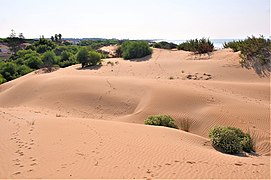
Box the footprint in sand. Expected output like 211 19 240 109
13 171 21 175
186 161 196 164
30 163 37 166
234 162 243 166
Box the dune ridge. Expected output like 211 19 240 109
0 49 270 179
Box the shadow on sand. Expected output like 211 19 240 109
241 60 270 77
213 145 259 158
126 54 152 62
76 64 102 71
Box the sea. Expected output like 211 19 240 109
156 39 242 49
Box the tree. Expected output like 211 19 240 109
33 37 56 53
42 51 56 71
54 34 58 42
77 47 89 68
10 29 16 38
58 34 62 43
7 29 24 54
18 33 25 39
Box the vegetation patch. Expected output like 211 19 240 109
120 41 152 60
224 36 270 75
177 38 214 54
144 115 178 129
79 39 120 50
152 41 177 49
180 118 190 132
209 126 254 154
76 47 101 68
0 30 81 83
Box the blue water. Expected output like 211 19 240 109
156 39 242 49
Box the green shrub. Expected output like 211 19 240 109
177 38 214 54
77 47 101 68
0 62 34 82
152 41 177 49
224 36 271 66
25 56 43 69
144 115 178 129
77 47 89 68
32 37 56 53
79 39 120 50
239 36 270 65
223 40 243 52
0 74 6 84
17 65 32 76
209 126 254 154
88 51 101 66
121 41 152 60
241 133 254 152
0 62 19 81
42 51 57 71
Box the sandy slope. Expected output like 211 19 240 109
0 48 270 179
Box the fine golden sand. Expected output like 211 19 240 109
0 48 270 179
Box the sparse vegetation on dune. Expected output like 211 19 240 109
120 41 152 60
79 39 120 50
144 115 178 129
151 41 177 49
209 126 254 154
224 36 270 75
177 38 214 54
77 47 101 68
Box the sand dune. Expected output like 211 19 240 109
0 48 270 179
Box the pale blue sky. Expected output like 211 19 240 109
0 0 270 39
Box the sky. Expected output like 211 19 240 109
0 0 270 39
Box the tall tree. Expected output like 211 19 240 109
18 33 25 39
10 29 16 38
58 34 62 42
54 34 58 42
7 29 23 54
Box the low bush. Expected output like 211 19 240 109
177 38 214 54
224 36 271 67
223 40 243 52
76 47 101 68
79 39 120 50
0 62 19 81
144 115 178 129
209 126 254 154
0 74 6 84
42 51 57 71
121 41 152 60
152 41 177 49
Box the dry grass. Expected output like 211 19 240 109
180 118 190 132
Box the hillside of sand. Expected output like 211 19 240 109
0 48 270 179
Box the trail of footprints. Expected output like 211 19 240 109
55 121 105 174
0 110 38 176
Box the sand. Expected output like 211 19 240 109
0 48 270 179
